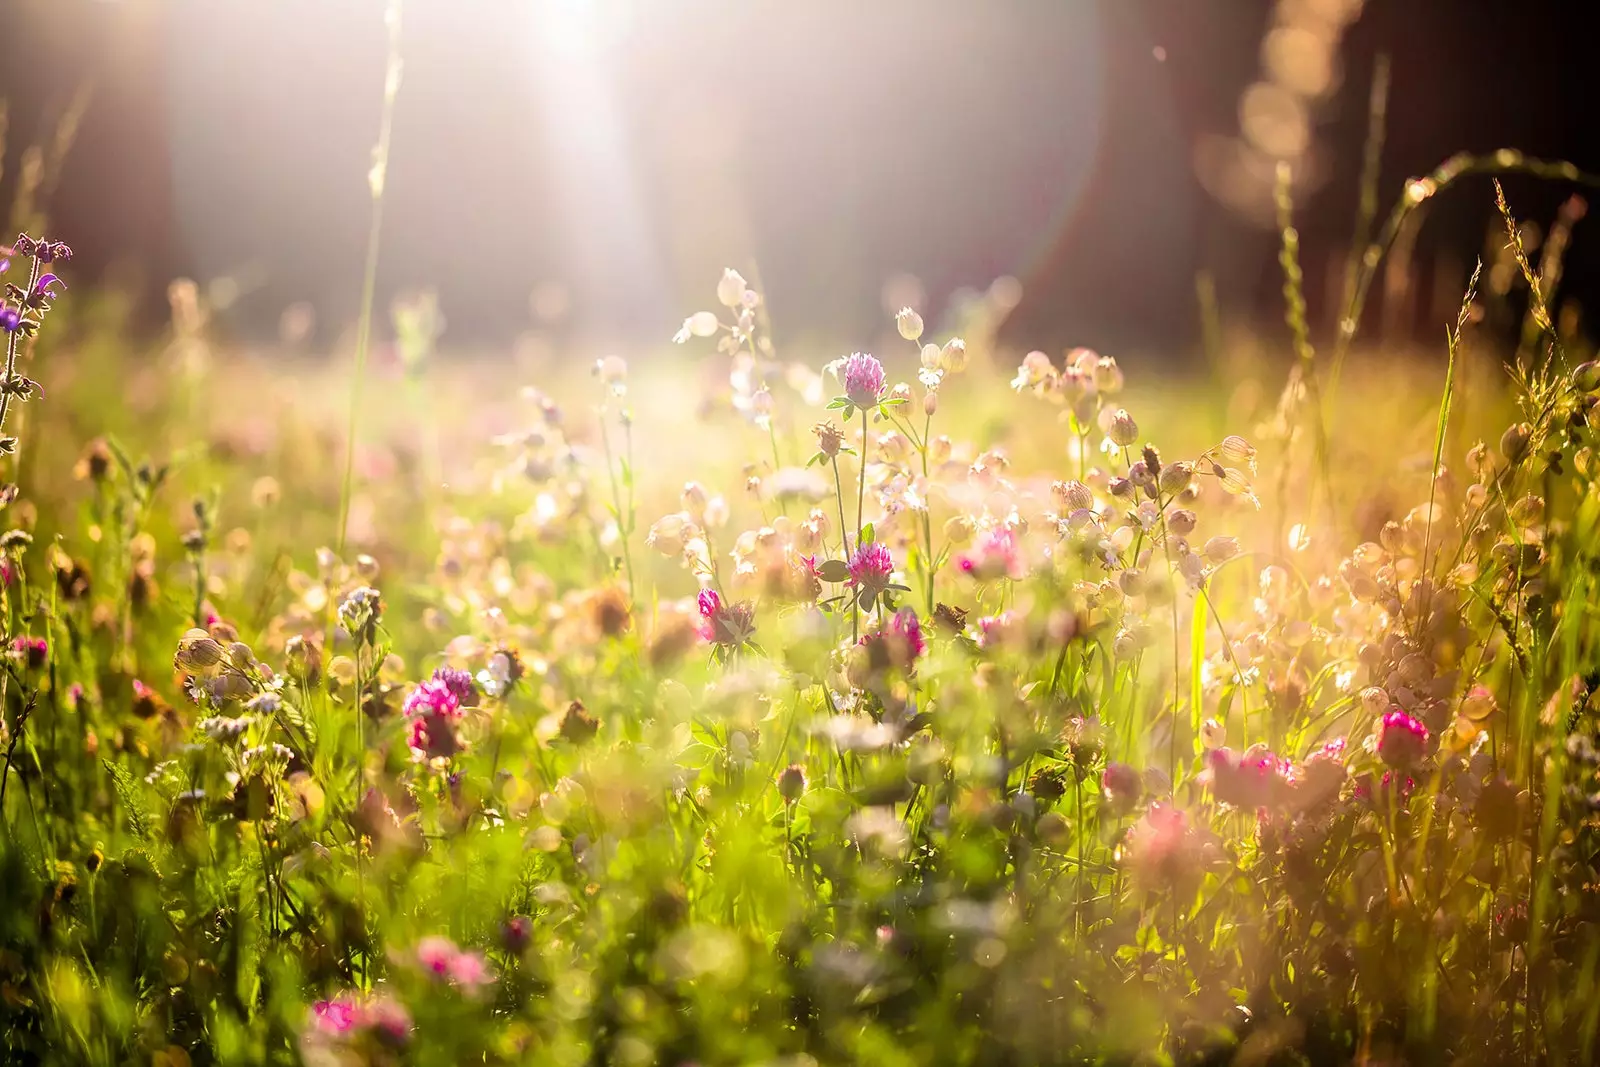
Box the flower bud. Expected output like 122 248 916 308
1167 509 1196 536
1158 461 1194 497
1219 435 1257 474
174 629 227 673
1203 535 1239 564
938 338 968 373
1576 361 1600 392
717 268 748 308
1108 409 1138 447
896 307 924 341
1500 422 1532 464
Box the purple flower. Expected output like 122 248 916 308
889 607 925 660
841 352 886 409
404 678 463 722
698 587 757 648
34 273 65 300
1377 709 1429 767
847 541 894 594
429 666 477 706
0 307 21 333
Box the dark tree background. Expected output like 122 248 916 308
2 0 1596 355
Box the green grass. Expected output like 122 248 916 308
9 96 1600 1067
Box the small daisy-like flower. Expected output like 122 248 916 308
847 541 894 594
841 352 886 410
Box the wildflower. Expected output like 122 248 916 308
476 647 523 699
1207 745 1290 810
697 588 757 651
337 586 383 643
841 352 886 410
1029 765 1070 805
895 306 924 341
957 526 1021 581
1101 762 1142 814
812 421 845 459
174 628 227 673
311 997 361 1036
1218 435 1257 475
938 337 968 373
1377 709 1429 767
502 915 534 954
777 763 808 803
1122 803 1203 892
1203 535 1240 564
10 635 46 669
673 310 719 343
847 541 894 595
1107 409 1139 447
33 274 65 302
558 700 599 744
404 674 466 761
0 307 20 333
716 268 748 308
430 666 477 706
593 355 628 397
857 607 926 673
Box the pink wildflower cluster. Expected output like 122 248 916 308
415 935 495 990
1206 738 1347 815
957 526 1023 581
1122 802 1207 892
403 668 472 761
300 992 411 1065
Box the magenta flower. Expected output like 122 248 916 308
404 677 464 721
957 527 1022 581
841 352 886 409
311 997 361 1035
404 675 467 761
1122 802 1203 892
429 666 477 706
856 607 926 670
446 950 495 989
847 541 894 594
697 587 757 650
1207 745 1291 810
889 607 925 661
417 936 457 978
1377 709 1429 767
34 273 65 300
10 635 46 669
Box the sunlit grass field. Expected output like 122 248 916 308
8 40 1600 1062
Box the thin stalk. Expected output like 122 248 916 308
334 0 404 566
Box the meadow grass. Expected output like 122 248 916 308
10 50 1600 1067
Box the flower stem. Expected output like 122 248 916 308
0 257 42 458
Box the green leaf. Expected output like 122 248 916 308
817 559 852 583
860 523 876 544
